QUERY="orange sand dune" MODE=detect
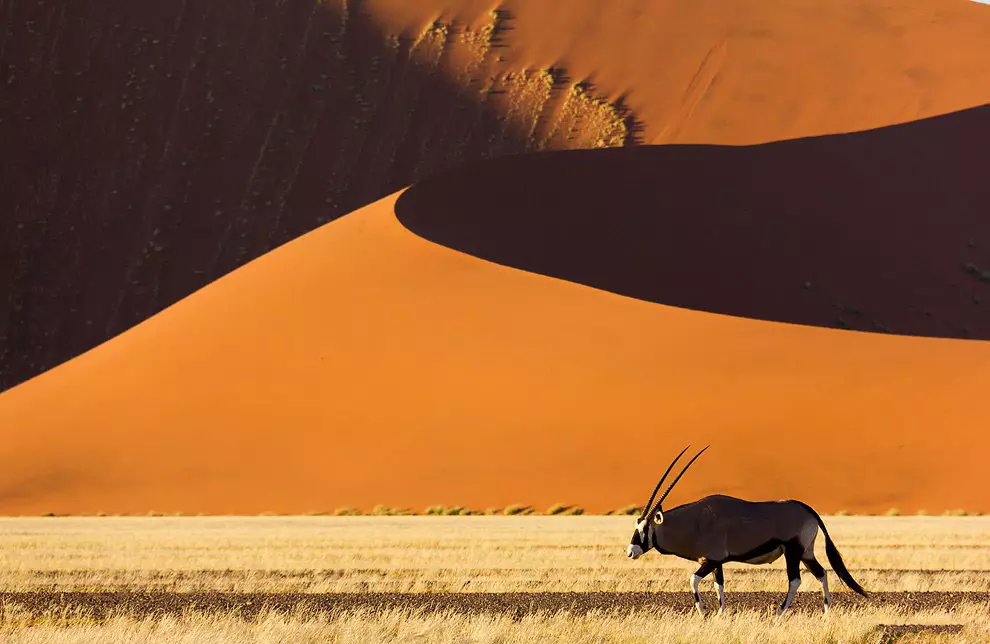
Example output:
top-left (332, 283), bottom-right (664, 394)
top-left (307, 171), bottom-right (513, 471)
top-left (0, 186), bottom-right (987, 515)
top-left (366, 0), bottom-right (990, 144)
top-left (4, 0), bottom-right (990, 392)
top-left (2, 0), bottom-right (990, 515)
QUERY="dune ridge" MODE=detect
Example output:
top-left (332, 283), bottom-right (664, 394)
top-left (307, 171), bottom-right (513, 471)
top-left (0, 180), bottom-right (988, 515)
top-left (397, 105), bottom-right (990, 340)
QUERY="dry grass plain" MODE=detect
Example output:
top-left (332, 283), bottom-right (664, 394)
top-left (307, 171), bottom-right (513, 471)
top-left (0, 515), bottom-right (987, 642)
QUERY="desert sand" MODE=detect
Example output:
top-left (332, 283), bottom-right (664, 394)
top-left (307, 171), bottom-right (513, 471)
top-left (0, 184), bottom-right (988, 515)
top-left (0, 0), bottom-right (989, 515)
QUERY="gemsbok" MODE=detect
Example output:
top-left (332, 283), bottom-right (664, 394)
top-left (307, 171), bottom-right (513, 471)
top-left (626, 446), bottom-right (867, 616)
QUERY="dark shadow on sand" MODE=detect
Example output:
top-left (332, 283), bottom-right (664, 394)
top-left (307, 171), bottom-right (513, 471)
top-left (396, 105), bottom-right (990, 339)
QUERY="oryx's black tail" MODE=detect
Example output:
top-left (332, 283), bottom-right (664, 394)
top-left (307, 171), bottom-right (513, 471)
top-left (795, 501), bottom-right (868, 597)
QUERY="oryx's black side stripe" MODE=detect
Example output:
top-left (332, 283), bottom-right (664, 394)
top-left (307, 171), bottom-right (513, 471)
top-left (722, 539), bottom-right (786, 564)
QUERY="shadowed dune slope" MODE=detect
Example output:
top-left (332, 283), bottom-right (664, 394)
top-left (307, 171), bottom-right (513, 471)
top-left (0, 0), bottom-right (632, 392)
top-left (0, 189), bottom-right (988, 515)
top-left (397, 105), bottom-right (990, 340)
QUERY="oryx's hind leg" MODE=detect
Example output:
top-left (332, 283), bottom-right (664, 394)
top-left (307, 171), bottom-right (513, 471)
top-left (777, 542), bottom-right (803, 617)
top-left (691, 560), bottom-right (719, 617)
top-left (714, 564), bottom-right (726, 615)
top-left (802, 556), bottom-right (830, 614)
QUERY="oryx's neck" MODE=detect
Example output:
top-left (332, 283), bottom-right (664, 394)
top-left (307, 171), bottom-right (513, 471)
top-left (650, 506), bottom-right (705, 560)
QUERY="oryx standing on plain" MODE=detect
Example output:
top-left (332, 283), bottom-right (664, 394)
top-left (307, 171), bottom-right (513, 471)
top-left (626, 446), bottom-right (867, 616)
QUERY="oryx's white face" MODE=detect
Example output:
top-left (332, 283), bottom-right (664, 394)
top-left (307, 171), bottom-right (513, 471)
top-left (626, 518), bottom-right (648, 559)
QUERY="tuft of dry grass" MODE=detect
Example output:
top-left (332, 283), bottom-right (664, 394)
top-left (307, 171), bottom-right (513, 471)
top-left (502, 504), bottom-right (534, 516)
top-left (545, 504), bottom-right (584, 516)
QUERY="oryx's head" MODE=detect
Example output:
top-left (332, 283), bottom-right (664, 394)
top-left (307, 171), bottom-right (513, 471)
top-left (626, 445), bottom-right (709, 560)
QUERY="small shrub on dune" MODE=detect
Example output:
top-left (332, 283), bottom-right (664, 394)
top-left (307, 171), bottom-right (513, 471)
top-left (546, 504), bottom-right (585, 516)
top-left (424, 505), bottom-right (478, 516)
top-left (333, 507), bottom-right (361, 516)
top-left (885, 508), bottom-right (901, 517)
top-left (833, 510), bottom-right (850, 517)
top-left (484, 508), bottom-right (502, 516)
top-left (615, 505), bottom-right (640, 516)
top-left (942, 509), bottom-right (982, 517)
top-left (503, 504), bottom-right (534, 516)
top-left (372, 505), bottom-right (414, 516)
top-left (916, 509), bottom-right (929, 516)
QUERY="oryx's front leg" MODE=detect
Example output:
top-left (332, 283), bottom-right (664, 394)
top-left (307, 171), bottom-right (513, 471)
top-left (714, 564), bottom-right (726, 615)
top-left (691, 560), bottom-right (719, 617)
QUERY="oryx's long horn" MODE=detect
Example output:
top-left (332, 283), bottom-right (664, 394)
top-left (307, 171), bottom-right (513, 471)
top-left (639, 445), bottom-right (691, 519)
top-left (656, 445), bottom-right (710, 506)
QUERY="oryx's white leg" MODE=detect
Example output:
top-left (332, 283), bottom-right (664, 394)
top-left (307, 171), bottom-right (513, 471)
top-left (777, 577), bottom-right (801, 616)
top-left (691, 574), bottom-right (705, 616)
top-left (692, 560), bottom-right (719, 617)
top-left (802, 556), bottom-right (830, 614)
top-left (714, 564), bottom-right (726, 615)
top-left (819, 573), bottom-right (831, 614)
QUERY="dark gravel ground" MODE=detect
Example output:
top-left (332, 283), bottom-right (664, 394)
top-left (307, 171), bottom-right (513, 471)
top-left (0, 591), bottom-right (985, 619)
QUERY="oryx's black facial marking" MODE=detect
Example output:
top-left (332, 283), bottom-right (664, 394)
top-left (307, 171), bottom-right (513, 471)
top-left (626, 518), bottom-right (651, 559)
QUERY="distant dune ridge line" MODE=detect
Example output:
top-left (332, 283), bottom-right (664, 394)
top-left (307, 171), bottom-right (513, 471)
top-left (397, 105), bottom-right (990, 340)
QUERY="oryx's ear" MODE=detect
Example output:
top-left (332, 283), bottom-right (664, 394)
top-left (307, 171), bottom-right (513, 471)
top-left (653, 509), bottom-right (664, 525)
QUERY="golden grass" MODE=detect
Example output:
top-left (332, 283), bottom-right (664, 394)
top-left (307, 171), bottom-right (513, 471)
top-left (0, 516), bottom-right (988, 594)
top-left (0, 516), bottom-right (988, 642)
top-left (0, 604), bottom-right (988, 644)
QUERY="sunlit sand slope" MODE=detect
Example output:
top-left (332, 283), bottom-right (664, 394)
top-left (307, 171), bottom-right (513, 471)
top-left (0, 190), bottom-right (987, 515)
top-left (366, 0), bottom-right (990, 144)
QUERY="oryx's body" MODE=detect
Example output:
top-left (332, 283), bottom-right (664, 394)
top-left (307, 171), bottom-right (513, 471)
top-left (647, 495), bottom-right (817, 564)
top-left (627, 447), bottom-right (867, 617)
